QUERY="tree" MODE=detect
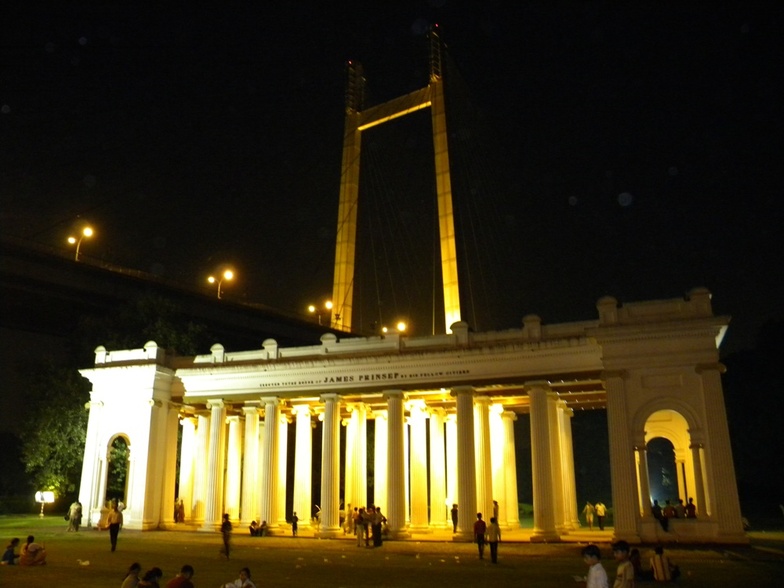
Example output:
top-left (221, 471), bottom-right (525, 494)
top-left (20, 360), bottom-right (90, 496)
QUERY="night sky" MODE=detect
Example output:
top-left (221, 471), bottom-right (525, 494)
top-left (3, 2), bottom-right (782, 354)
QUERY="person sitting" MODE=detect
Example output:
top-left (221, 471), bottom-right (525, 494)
top-left (121, 562), bottom-right (143, 588)
top-left (258, 521), bottom-right (267, 537)
top-left (1, 537), bottom-right (20, 565)
top-left (222, 567), bottom-right (257, 587)
top-left (651, 545), bottom-right (680, 581)
top-left (138, 567), bottom-right (164, 588)
top-left (165, 564), bottom-right (195, 587)
top-left (249, 520), bottom-right (260, 536)
top-left (18, 535), bottom-right (46, 566)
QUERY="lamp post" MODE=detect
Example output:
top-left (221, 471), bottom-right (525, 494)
top-left (307, 300), bottom-right (333, 325)
top-left (207, 269), bottom-right (234, 299)
top-left (67, 226), bottom-right (94, 261)
top-left (35, 491), bottom-right (55, 517)
top-left (382, 321), bottom-right (408, 334)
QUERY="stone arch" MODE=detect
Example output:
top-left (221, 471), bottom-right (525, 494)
top-left (104, 432), bottom-right (131, 505)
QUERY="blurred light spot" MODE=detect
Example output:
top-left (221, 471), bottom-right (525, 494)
top-left (83, 175), bottom-right (97, 188)
top-left (568, 195), bottom-right (578, 206)
top-left (78, 37), bottom-right (88, 46)
top-left (617, 192), bottom-right (633, 207)
top-left (1, 104), bottom-right (10, 114)
top-left (668, 166), bottom-right (679, 176)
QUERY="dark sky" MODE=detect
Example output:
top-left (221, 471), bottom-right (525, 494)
top-left (2, 2), bottom-right (782, 354)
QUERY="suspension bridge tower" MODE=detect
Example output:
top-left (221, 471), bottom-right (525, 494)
top-left (330, 28), bottom-right (461, 334)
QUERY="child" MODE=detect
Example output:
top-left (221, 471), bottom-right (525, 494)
top-left (578, 544), bottom-right (609, 588)
top-left (1, 538), bottom-right (20, 565)
top-left (611, 540), bottom-right (635, 588)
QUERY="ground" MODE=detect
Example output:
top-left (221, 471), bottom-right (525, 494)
top-left (1, 516), bottom-right (782, 587)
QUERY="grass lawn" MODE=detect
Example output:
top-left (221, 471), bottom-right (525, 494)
top-left (1, 515), bottom-right (782, 587)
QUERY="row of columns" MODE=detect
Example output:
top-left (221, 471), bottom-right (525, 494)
top-left (175, 385), bottom-right (581, 539)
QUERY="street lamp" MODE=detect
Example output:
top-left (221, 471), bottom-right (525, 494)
top-left (67, 226), bottom-right (94, 261)
top-left (381, 321), bottom-right (407, 334)
top-left (35, 490), bottom-right (55, 518)
top-left (307, 300), bottom-right (333, 325)
top-left (207, 269), bottom-right (234, 299)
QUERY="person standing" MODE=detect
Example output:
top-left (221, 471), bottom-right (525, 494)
top-left (595, 501), bottom-right (607, 531)
top-left (685, 497), bottom-right (697, 518)
top-left (108, 500), bottom-right (124, 552)
top-left (580, 544), bottom-right (609, 588)
top-left (165, 564), bottom-right (195, 587)
top-left (611, 540), bottom-right (636, 588)
top-left (473, 513), bottom-right (487, 560)
top-left (291, 511), bottom-right (299, 536)
top-left (67, 500), bottom-right (82, 532)
top-left (221, 514), bottom-right (233, 559)
top-left (487, 516), bottom-right (501, 564)
top-left (583, 502), bottom-right (595, 530)
top-left (451, 504), bottom-right (458, 533)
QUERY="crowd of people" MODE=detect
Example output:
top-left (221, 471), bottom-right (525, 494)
top-left (579, 541), bottom-right (680, 587)
top-left (342, 505), bottom-right (388, 547)
top-left (120, 562), bottom-right (257, 587)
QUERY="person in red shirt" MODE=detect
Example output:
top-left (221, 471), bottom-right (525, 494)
top-left (166, 564), bottom-right (195, 588)
top-left (473, 513), bottom-right (487, 559)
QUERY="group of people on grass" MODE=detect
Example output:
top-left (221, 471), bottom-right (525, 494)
top-left (1, 535), bottom-right (47, 566)
top-left (121, 562), bottom-right (256, 587)
top-left (580, 541), bottom-right (680, 587)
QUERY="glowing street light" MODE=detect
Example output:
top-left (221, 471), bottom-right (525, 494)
top-left (207, 269), bottom-right (234, 299)
top-left (308, 300), bottom-right (333, 325)
top-left (35, 490), bottom-right (55, 518)
top-left (382, 320), bottom-right (408, 334)
top-left (67, 226), bottom-right (94, 261)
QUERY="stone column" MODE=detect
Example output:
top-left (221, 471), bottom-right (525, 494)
top-left (527, 381), bottom-right (559, 541)
top-left (635, 443), bottom-right (653, 519)
top-left (202, 400), bottom-right (227, 531)
top-left (277, 413), bottom-right (289, 526)
top-left (292, 404), bottom-right (313, 530)
top-left (559, 404), bottom-right (579, 530)
top-left (490, 403), bottom-right (506, 526)
top-left (604, 370), bottom-right (641, 542)
top-left (547, 396), bottom-right (566, 533)
top-left (259, 398), bottom-right (280, 533)
top-left (224, 415), bottom-right (242, 521)
top-left (343, 413), bottom-right (356, 511)
top-left (385, 390), bottom-right (410, 539)
top-left (690, 442), bottom-right (708, 518)
top-left (160, 403), bottom-right (180, 528)
top-left (697, 363), bottom-right (745, 538)
top-left (191, 412), bottom-right (209, 524)
top-left (501, 411), bottom-right (520, 528)
top-left (674, 452), bottom-right (687, 503)
top-left (373, 410), bottom-right (388, 511)
top-left (240, 405), bottom-right (259, 525)
top-left (78, 400), bottom-right (104, 527)
top-left (177, 416), bottom-right (196, 523)
top-left (445, 413), bottom-right (457, 512)
top-left (452, 386), bottom-right (477, 541)
top-left (428, 407), bottom-right (447, 528)
top-left (348, 403), bottom-right (368, 510)
top-left (407, 399), bottom-right (430, 532)
top-left (318, 394), bottom-right (342, 538)
top-left (474, 396), bottom-right (494, 520)
top-left (256, 420), bottom-right (266, 523)
top-left (404, 417), bottom-right (410, 524)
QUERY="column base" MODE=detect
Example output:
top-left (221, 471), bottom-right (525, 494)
top-left (452, 531), bottom-right (474, 542)
top-left (317, 526), bottom-right (343, 539)
top-left (387, 529), bottom-right (412, 540)
top-left (408, 524), bottom-right (433, 534)
top-left (530, 531), bottom-right (561, 542)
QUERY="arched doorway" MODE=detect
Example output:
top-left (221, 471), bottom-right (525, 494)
top-left (106, 435), bottom-right (130, 505)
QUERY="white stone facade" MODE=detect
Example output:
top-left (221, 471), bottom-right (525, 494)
top-left (77, 288), bottom-right (747, 543)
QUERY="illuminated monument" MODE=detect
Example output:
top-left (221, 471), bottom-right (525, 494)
top-left (77, 31), bottom-right (747, 544)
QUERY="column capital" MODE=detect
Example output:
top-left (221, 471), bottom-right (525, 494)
top-left (405, 398), bottom-right (427, 411)
top-left (524, 380), bottom-right (552, 392)
top-left (428, 406), bottom-right (446, 418)
top-left (501, 410), bottom-right (518, 422)
top-left (474, 395), bottom-right (493, 407)
top-left (261, 396), bottom-right (281, 407)
top-left (241, 405), bottom-right (260, 416)
top-left (206, 399), bottom-right (225, 410)
top-left (382, 389), bottom-right (405, 400)
top-left (290, 404), bottom-right (312, 417)
top-left (373, 408), bottom-right (388, 419)
top-left (320, 392), bottom-right (341, 403)
top-left (450, 385), bottom-right (475, 397)
top-left (226, 415), bottom-right (241, 424)
top-left (695, 362), bottom-right (726, 374)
